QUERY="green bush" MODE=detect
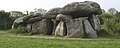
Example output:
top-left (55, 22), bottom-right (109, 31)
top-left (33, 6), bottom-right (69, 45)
top-left (8, 26), bottom-right (26, 34)
top-left (8, 26), bottom-right (32, 36)
top-left (99, 13), bottom-right (113, 24)
top-left (100, 13), bottom-right (120, 36)
top-left (15, 26), bottom-right (26, 34)
top-left (97, 29), bottom-right (110, 37)
top-left (7, 28), bottom-right (16, 33)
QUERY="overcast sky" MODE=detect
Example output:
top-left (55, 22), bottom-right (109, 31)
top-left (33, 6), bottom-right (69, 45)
top-left (0, 0), bottom-right (119, 12)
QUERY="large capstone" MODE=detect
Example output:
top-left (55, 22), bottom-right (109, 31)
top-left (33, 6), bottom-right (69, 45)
top-left (26, 17), bottom-right (43, 23)
top-left (66, 18), bottom-right (84, 38)
top-left (61, 1), bottom-right (102, 18)
top-left (43, 8), bottom-right (62, 19)
top-left (23, 14), bottom-right (43, 24)
top-left (42, 15), bottom-right (56, 19)
top-left (12, 16), bottom-right (25, 29)
top-left (46, 7), bottom-right (62, 15)
top-left (12, 14), bottom-right (43, 29)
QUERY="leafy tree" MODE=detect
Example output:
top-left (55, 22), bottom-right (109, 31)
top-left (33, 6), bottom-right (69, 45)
top-left (100, 12), bottom-right (120, 36)
top-left (99, 13), bottom-right (113, 24)
top-left (33, 8), bottom-right (47, 15)
top-left (10, 11), bottom-right (24, 18)
top-left (0, 10), bottom-right (12, 30)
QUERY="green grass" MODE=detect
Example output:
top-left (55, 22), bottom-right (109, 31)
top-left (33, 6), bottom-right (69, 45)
top-left (0, 31), bottom-right (120, 48)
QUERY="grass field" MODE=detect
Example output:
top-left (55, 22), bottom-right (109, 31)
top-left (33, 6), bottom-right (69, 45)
top-left (0, 31), bottom-right (120, 48)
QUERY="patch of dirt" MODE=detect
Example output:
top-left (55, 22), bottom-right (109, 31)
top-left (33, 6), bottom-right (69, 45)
top-left (15, 35), bottom-right (115, 41)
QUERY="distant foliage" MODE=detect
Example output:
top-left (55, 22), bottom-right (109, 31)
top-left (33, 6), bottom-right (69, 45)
top-left (0, 10), bottom-right (13, 30)
top-left (10, 11), bottom-right (25, 17)
top-left (31, 8), bottom-right (47, 15)
top-left (100, 12), bottom-right (120, 36)
top-left (0, 10), bottom-right (26, 30)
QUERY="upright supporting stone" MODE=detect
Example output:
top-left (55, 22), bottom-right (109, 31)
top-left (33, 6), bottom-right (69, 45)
top-left (52, 20), bottom-right (60, 35)
top-left (83, 18), bottom-right (97, 38)
top-left (88, 15), bottom-right (101, 31)
top-left (55, 21), bottom-right (67, 36)
top-left (25, 24), bottom-right (32, 32)
top-left (66, 18), bottom-right (84, 38)
top-left (54, 14), bottom-right (72, 36)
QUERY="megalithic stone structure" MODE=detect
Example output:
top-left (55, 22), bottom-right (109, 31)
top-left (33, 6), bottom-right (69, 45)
top-left (12, 1), bottom-right (102, 38)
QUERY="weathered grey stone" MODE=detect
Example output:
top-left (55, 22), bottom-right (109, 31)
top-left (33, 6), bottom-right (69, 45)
top-left (61, 1), bottom-right (102, 18)
top-left (12, 15), bottom-right (36, 29)
top-left (83, 18), bottom-right (97, 38)
top-left (66, 18), bottom-right (84, 38)
top-left (46, 7), bottom-right (62, 15)
top-left (52, 20), bottom-right (60, 35)
top-left (43, 7), bottom-right (62, 19)
top-left (26, 17), bottom-right (43, 23)
top-left (14, 17), bottom-right (24, 23)
top-left (25, 24), bottom-right (32, 32)
top-left (42, 14), bottom-right (56, 19)
top-left (55, 21), bottom-right (67, 36)
top-left (88, 15), bottom-right (101, 31)
top-left (33, 13), bottom-right (42, 16)
top-left (108, 8), bottom-right (118, 15)
top-left (12, 16), bottom-right (25, 29)
top-left (31, 19), bottom-right (53, 35)
top-left (23, 14), bottom-right (43, 24)
top-left (56, 14), bottom-right (72, 22)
